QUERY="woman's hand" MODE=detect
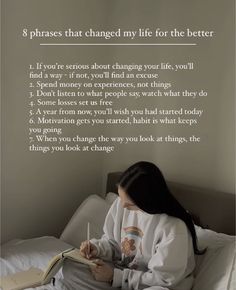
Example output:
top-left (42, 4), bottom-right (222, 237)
top-left (90, 259), bottom-right (114, 283)
top-left (79, 240), bottom-right (98, 259)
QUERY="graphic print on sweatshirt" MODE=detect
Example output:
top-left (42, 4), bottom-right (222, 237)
top-left (120, 226), bottom-right (144, 269)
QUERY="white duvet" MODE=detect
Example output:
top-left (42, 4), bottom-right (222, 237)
top-left (0, 236), bottom-right (72, 290)
top-left (1, 235), bottom-right (235, 290)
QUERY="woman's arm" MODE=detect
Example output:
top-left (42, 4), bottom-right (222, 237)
top-left (90, 198), bottom-right (123, 261)
top-left (112, 230), bottom-right (194, 290)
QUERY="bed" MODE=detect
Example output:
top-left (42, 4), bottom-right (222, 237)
top-left (1, 172), bottom-right (235, 290)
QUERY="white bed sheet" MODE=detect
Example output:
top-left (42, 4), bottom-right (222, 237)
top-left (0, 236), bottom-right (72, 290)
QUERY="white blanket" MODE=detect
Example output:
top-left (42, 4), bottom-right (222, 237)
top-left (0, 236), bottom-right (72, 289)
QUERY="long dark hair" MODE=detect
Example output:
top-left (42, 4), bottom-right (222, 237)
top-left (118, 161), bottom-right (205, 255)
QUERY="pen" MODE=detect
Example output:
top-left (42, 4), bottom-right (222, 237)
top-left (87, 222), bottom-right (90, 258)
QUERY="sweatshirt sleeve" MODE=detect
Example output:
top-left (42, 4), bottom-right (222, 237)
top-left (90, 198), bottom-right (122, 261)
top-left (112, 226), bottom-right (192, 290)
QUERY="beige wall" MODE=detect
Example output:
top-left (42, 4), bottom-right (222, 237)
top-left (102, 0), bottom-right (235, 194)
top-left (1, 0), bottom-right (235, 243)
top-left (1, 0), bottom-right (109, 243)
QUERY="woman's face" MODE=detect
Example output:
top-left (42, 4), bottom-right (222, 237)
top-left (118, 186), bottom-right (139, 211)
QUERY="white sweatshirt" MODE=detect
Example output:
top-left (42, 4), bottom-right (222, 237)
top-left (91, 197), bottom-right (195, 290)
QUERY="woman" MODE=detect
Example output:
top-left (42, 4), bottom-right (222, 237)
top-left (62, 161), bottom-right (203, 290)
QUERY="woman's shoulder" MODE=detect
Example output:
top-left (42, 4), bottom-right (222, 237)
top-left (154, 213), bottom-right (189, 237)
top-left (109, 196), bottom-right (124, 215)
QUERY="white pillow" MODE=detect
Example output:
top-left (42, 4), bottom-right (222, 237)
top-left (195, 225), bottom-right (235, 250)
top-left (105, 192), bottom-right (118, 205)
top-left (194, 225), bottom-right (235, 275)
top-left (60, 194), bottom-right (111, 248)
top-left (193, 225), bottom-right (235, 290)
top-left (228, 254), bottom-right (236, 290)
top-left (192, 241), bottom-right (235, 290)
